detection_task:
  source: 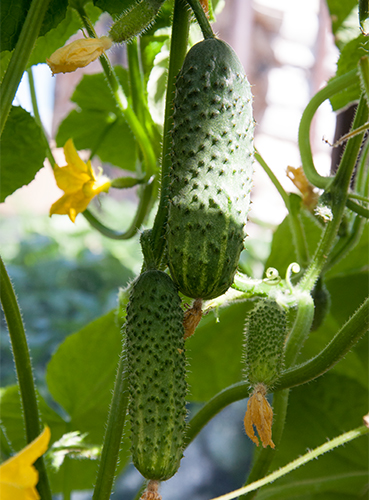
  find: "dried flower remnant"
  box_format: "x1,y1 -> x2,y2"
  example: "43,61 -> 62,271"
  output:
183,298 -> 203,339
244,383 -> 275,448
286,166 -> 319,211
0,426 -> 50,500
46,36 -> 112,75
140,480 -> 161,500
50,139 -> 111,222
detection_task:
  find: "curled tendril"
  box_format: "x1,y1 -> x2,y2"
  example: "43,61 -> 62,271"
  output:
263,267 -> 281,285
286,262 -> 300,292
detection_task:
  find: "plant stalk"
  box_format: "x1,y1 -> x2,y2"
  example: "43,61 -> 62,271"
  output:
0,257 -> 52,500
92,354 -> 129,500
186,0 -> 215,39
151,0 -> 191,265
0,0 -> 51,136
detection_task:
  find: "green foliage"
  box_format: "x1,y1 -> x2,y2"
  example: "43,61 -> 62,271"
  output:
0,106 -> 45,202
330,34 -> 369,111
258,370 -> 368,499
56,68 -> 138,170
0,0 -> 69,52
325,0 -> 358,39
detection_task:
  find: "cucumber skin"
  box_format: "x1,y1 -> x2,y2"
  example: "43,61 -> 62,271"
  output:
167,38 -> 254,300
125,270 -> 187,481
244,300 -> 286,388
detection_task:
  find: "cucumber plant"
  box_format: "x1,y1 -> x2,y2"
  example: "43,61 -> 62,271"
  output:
0,1 -> 368,500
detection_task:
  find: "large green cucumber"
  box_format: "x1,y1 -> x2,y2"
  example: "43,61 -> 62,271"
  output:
167,38 -> 254,300
125,269 -> 187,481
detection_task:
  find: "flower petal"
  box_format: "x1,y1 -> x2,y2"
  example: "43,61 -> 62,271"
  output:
53,165 -> 90,193
0,427 -> 50,500
63,139 -> 89,174
46,36 -> 112,75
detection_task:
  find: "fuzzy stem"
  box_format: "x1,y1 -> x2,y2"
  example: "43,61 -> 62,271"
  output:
151,0 -> 190,266
345,199 -> 369,218
299,95 -> 369,292
276,296 -> 369,390
92,354 -> 129,500
255,151 -> 309,267
283,291 -> 315,368
210,425 -> 369,500
0,257 -> 52,500
186,0 -> 215,39
0,0 -> 51,136
298,69 -> 358,190
184,382 -> 251,447
239,389 -> 290,500
76,6 -> 157,180
83,178 -> 155,240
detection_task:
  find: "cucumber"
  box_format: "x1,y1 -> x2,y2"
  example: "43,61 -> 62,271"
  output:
244,300 -> 286,388
167,38 -> 254,300
125,269 -> 187,481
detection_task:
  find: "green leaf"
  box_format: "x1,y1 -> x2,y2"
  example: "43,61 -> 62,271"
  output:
186,300 -> 255,402
326,222 -> 369,279
0,50 -> 12,82
325,0 -> 358,37
45,310 -> 131,491
0,106 -> 46,202
330,34 -> 369,111
259,372 -> 368,499
0,0 -> 69,52
46,311 -> 121,438
28,3 -> 102,68
263,211 -> 323,279
0,385 -> 66,452
55,68 -> 138,170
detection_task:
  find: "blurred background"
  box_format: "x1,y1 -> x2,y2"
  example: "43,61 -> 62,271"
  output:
1,0 -> 341,498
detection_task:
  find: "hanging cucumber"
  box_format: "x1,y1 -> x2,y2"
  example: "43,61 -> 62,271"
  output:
167,38 -> 254,300
125,269 -> 187,481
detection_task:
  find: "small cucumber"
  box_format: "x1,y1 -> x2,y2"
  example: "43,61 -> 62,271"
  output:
125,270 -> 187,481
244,300 -> 286,388
167,38 -> 254,300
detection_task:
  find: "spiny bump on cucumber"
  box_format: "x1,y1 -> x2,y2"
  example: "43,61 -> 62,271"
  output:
125,270 -> 187,481
167,38 -> 254,300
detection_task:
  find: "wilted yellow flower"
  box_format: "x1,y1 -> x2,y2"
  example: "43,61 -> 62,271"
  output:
286,166 -> 319,211
46,36 -> 112,75
50,139 -> 111,222
244,383 -> 275,448
0,426 -> 50,500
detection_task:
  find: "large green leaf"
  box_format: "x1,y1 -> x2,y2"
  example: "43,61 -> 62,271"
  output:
46,311 -> 122,438
0,385 -> 66,452
263,209 -> 323,279
0,106 -> 46,202
55,68 -> 137,170
325,0 -> 358,37
258,371 -> 368,499
0,0 -> 68,52
45,310 -> 130,491
186,300 -> 255,402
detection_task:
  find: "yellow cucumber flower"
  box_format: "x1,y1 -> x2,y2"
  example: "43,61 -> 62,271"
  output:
0,426 -> 50,500
46,36 -> 112,75
50,139 -> 111,222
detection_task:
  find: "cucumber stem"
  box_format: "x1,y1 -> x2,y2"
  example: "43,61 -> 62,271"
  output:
92,354 -> 130,500
186,0 -> 215,39
298,69 -> 358,190
0,0 -> 51,136
0,257 -> 52,500
151,0 -> 190,266
75,6 -> 157,180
